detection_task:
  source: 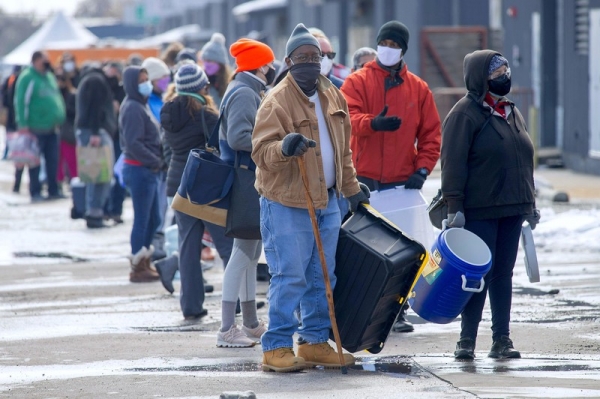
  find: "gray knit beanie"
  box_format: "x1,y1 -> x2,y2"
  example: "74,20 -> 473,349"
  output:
285,23 -> 320,57
176,48 -> 197,63
488,55 -> 508,76
201,33 -> 228,65
175,64 -> 209,94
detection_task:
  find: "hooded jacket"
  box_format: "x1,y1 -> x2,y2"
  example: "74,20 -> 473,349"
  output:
440,50 -> 535,220
119,67 -> 162,170
341,60 -> 441,183
161,95 -> 218,197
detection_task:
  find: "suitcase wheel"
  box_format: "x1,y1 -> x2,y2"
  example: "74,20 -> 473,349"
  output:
367,343 -> 384,354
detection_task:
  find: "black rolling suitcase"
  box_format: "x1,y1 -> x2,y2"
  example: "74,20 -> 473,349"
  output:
331,204 -> 427,354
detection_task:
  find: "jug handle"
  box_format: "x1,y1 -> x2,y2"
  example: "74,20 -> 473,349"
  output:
461,275 -> 485,293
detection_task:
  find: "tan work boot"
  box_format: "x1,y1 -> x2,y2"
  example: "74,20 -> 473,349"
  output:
129,247 -> 159,283
262,348 -> 306,372
297,342 -> 355,368
143,245 -> 160,274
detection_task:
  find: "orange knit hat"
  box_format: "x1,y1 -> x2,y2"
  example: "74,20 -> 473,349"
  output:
230,38 -> 275,73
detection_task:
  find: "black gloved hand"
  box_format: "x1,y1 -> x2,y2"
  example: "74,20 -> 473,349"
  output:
371,105 -> 402,131
348,182 -> 371,213
404,169 -> 427,190
525,209 -> 541,230
281,133 -> 317,157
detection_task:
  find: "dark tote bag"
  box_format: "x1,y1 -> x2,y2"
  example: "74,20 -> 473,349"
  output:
225,153 -> 261,240
427,189 -> 448,230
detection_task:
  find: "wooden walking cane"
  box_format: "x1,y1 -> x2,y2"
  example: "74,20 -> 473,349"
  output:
297,156 -> 348,375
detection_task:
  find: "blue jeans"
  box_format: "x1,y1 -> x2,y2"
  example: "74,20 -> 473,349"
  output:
76,129 -> 114,217
155,171 -> 168,233
29,132 -> 59,197
122,164 -> 162,255
260,190 -> 341,351
460,214 -> 523,342
104,135 -> 125,217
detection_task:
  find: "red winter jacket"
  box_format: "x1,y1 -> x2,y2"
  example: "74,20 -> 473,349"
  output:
341,60 -> 441,183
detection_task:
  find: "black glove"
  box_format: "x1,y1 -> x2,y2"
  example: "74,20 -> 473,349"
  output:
525,209 -> 541,230
371,105 -> 402,131
281,133 -> 317,157
348,182 -> 370,213
404,168 -> 428,190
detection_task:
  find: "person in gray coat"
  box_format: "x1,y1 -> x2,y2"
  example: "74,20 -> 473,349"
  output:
119,66 -> 163,283
216,38 -> 276,347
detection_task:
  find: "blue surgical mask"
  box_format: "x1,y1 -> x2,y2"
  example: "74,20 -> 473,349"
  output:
138,81 -> 153,97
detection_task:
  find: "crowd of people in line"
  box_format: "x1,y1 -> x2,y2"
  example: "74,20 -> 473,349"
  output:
1,19 -> 540,371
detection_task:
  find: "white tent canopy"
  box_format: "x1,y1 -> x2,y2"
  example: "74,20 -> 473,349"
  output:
2,11 -> 99,66
135,25 -> 204,48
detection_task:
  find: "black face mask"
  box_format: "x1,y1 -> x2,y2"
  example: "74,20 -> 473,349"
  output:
488,74 -> 511,97
43,61 -> 52,71
106,76 -> 120,90
289,62 -> 320,96
264,67 -> 276,86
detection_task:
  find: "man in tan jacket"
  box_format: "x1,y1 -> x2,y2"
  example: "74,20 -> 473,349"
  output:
252,23 -> 369,373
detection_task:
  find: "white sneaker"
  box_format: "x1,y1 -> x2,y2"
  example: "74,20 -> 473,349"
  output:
217,325 -> 256,348
242,320 -> 268,343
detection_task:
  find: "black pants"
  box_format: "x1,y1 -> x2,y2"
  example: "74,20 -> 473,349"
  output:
460,214 -> 523,342
29,132 -> 59,197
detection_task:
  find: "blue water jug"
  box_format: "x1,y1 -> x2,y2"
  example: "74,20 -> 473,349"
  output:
409,228 -> 492,324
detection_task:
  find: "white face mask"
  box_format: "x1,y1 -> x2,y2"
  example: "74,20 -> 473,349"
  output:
377,45 -> 403,67
320,56 -> 333,76
63,61 -> 75,73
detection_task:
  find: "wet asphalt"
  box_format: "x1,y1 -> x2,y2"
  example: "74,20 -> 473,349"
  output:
1,160 -> 600,398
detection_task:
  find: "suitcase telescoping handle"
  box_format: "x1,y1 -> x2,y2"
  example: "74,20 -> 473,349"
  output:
297,156 -> 348,374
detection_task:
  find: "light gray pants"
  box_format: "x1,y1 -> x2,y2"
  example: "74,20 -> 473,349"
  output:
221,238 -> 261,303
76,128 -> 113,218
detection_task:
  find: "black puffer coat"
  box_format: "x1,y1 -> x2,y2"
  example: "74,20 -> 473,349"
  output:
161,95 -> 218,197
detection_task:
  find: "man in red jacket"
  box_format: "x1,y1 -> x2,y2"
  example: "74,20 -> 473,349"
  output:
341,20 -> 441,332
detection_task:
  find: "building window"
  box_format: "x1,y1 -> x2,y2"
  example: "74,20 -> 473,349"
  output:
575,0 -> 589,55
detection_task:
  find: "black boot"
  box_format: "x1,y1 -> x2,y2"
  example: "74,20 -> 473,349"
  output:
154,253 -> 179,294
151,232 -> 167,261
392,304 -> 414,332
203,277 -> 214,293
488,336 -> 521,359
454,338 -> 476,360
86,215 -> 108,229
256,262 -> 271,282
13,167 -> 24,193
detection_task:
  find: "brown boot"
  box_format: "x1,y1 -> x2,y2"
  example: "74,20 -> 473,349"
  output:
129,247 -> 159,283
143,245 -> 160,274
297,342 -> 355,368
262,348 -> 306,372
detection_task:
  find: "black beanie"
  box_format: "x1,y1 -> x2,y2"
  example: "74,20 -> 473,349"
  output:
376,21 -> 410,55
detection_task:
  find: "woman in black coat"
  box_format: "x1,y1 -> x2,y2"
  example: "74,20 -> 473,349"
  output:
441,50 -> 540,360
159,63 -> 233,319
